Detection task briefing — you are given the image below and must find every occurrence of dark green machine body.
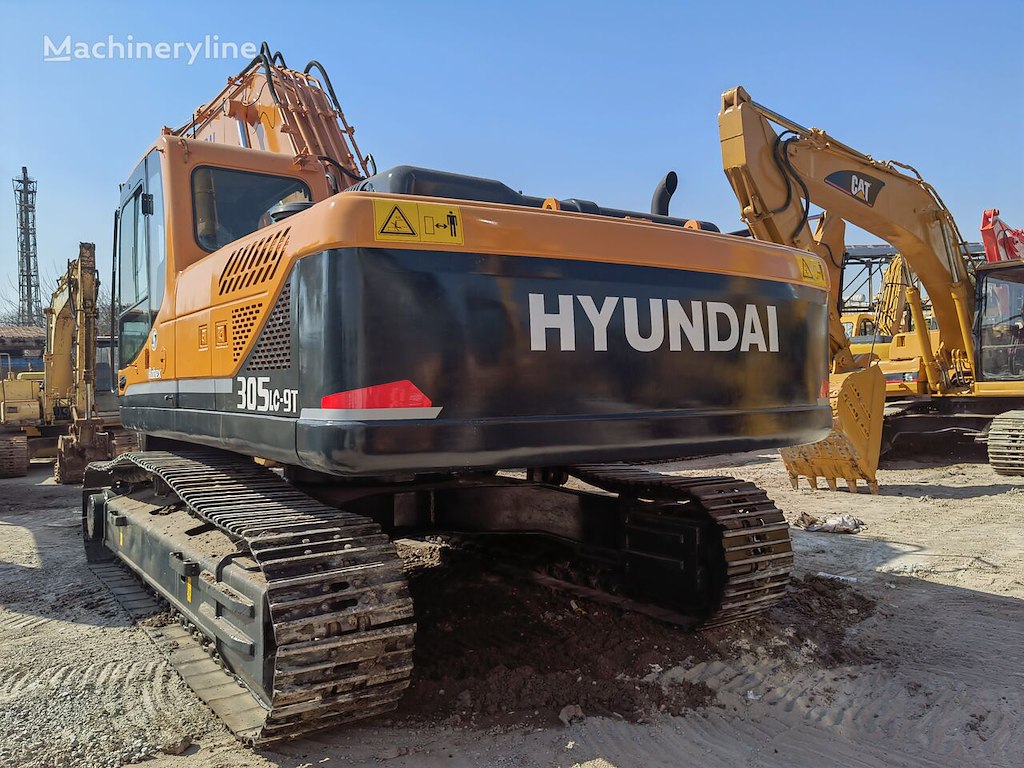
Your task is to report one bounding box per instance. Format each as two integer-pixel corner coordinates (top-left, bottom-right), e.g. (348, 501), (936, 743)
(121, 247), (831, 475)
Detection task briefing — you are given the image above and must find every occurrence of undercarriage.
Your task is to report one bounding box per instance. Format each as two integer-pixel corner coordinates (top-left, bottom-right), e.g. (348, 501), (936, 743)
(83, 448), (792, 743)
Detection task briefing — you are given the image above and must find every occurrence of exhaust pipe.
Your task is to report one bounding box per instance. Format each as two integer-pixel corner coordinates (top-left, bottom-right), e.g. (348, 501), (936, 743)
(650, 171), (678, 216)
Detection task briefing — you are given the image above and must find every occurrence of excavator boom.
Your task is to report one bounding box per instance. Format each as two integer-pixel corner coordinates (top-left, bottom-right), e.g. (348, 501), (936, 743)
(719, 87), (890, 492)
(875, 254), (910, 337)
(720, 86), (1024, 485)
(720, 87), (976, 375)
(173, 43), (370, 189)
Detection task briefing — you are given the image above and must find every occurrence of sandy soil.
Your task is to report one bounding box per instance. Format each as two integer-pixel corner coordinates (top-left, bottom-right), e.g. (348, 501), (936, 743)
(0, 452), (1021, 768)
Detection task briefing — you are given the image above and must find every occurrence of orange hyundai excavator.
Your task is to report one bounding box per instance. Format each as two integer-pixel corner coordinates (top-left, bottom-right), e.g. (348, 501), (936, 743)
(719, 86), (1024, 484)
(82, 46), (832, 742)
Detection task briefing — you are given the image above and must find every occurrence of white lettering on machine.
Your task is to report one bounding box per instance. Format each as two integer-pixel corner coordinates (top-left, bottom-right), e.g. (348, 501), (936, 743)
(528, 293), (779, 353)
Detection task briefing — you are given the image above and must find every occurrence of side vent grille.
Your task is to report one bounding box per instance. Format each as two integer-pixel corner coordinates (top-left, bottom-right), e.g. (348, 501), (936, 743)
(218, 227), (291, 296)
(248, 284), (292, 370)
(231, 301), (264, 362)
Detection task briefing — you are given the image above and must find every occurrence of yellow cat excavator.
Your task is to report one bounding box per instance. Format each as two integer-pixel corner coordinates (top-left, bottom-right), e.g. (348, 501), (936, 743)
(81, 46), (833, 742)
(719, 86), (1024, 482)
(718, 89), (887, 492)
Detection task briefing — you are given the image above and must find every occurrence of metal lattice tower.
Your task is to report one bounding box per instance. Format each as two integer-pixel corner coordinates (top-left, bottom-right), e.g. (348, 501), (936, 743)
(13, 166), (43, 326)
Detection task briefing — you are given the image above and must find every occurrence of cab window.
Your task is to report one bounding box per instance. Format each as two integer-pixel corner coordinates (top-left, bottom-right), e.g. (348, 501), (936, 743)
(118, 187), (150, 364)
(147, 153), (166, 312)
(977, 270), (1024, 381)
(117, 149), (167, 368)
(192, 166), (311, 252)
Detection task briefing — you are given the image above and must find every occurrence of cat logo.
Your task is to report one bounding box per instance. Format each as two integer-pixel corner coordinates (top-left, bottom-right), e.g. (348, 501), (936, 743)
(824, 170), (885, 207)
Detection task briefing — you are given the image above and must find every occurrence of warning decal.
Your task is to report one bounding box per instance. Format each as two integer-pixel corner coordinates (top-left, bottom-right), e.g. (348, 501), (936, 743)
(379, 205), (417, 237)
(373, 199), (465, 246)
(796, 254), (827, 288)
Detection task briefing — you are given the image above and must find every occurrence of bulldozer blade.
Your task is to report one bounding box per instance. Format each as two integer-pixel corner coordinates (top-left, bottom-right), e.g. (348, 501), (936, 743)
(779, 365), (885, 493)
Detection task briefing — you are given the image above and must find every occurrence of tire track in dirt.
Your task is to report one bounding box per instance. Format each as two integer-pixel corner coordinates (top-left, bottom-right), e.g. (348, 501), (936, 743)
(661, 587), (1023, 768)
(571, 708), (979, 768)
(0, 611), (52, 634)
(0, 659), (171, 701)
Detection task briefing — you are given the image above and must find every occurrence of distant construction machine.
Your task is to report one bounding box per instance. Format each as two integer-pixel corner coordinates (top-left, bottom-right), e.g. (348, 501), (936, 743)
(981, 209), (1024, 263)
(719, 86), (1024, 482)
(841, 253), (910, 362)
(0, 243), (136, 479)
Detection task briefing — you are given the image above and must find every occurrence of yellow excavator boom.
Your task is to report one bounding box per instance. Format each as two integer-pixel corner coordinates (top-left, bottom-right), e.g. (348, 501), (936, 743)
(720, 87), (975, 387)
(718, 86), (957, 492)
(875, 254), (910, 337)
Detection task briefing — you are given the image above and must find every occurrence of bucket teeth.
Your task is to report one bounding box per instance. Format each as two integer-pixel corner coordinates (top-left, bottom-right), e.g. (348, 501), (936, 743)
(782, 465), (879, 494)
(780, 365), (885, 494)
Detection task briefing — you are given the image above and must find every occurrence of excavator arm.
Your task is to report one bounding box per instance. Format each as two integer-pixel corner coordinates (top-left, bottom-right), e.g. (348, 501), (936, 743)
(718, 87), (925, 492)
(874, 254), (910, 337)
(171, 42), (370, 190)
(44, 245), (99, 424)
(43, 265), (75, 421)
(720, 86), (976, 391)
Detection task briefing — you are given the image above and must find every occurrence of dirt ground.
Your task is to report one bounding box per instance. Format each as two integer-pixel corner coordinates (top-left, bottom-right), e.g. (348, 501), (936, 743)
(1, 451), (1021, 768)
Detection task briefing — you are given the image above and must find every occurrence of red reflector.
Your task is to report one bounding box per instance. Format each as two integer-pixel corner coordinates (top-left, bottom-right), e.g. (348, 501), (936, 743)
(819, 378), (830, 399)
(321, 380), (432, 410)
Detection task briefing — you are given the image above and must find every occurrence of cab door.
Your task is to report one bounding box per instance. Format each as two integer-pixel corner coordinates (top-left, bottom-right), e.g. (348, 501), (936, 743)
(116, 150), (169, 402)
(976, 267), (1024, 381)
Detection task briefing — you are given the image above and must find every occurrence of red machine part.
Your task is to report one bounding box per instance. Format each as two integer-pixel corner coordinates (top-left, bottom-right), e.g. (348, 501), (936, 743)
(981, 209), (1024, 262)
(320, 380), (432, 409)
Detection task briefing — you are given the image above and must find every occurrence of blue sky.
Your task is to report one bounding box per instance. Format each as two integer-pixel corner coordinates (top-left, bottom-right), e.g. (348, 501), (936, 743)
(1, 0), (1021, 302)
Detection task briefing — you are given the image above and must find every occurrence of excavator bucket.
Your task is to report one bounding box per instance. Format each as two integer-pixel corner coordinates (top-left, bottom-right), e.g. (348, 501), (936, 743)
(780, 365), (886, 493)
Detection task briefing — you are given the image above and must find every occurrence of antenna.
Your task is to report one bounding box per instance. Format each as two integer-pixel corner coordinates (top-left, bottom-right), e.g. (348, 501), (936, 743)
(12, 166), (43, 327)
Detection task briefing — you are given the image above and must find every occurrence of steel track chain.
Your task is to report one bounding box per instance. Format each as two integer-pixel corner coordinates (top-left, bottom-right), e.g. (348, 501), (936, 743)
(98, 450), (415, 744)
(0, 433), (29, 478)
(569, 463), (793, 628)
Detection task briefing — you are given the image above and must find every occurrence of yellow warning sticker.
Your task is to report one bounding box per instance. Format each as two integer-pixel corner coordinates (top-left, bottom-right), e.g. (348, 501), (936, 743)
(373, 199), (464, 246)
(377, 203), (417, 237)
(796, 254), (827, 287)
(118, 528), (124, 547)
(186, 577), (193, 603)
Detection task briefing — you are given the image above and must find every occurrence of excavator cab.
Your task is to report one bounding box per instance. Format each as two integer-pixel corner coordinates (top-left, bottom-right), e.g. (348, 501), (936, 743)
(976, 261), (1024, 381)
(974, 259), (1024, 474)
